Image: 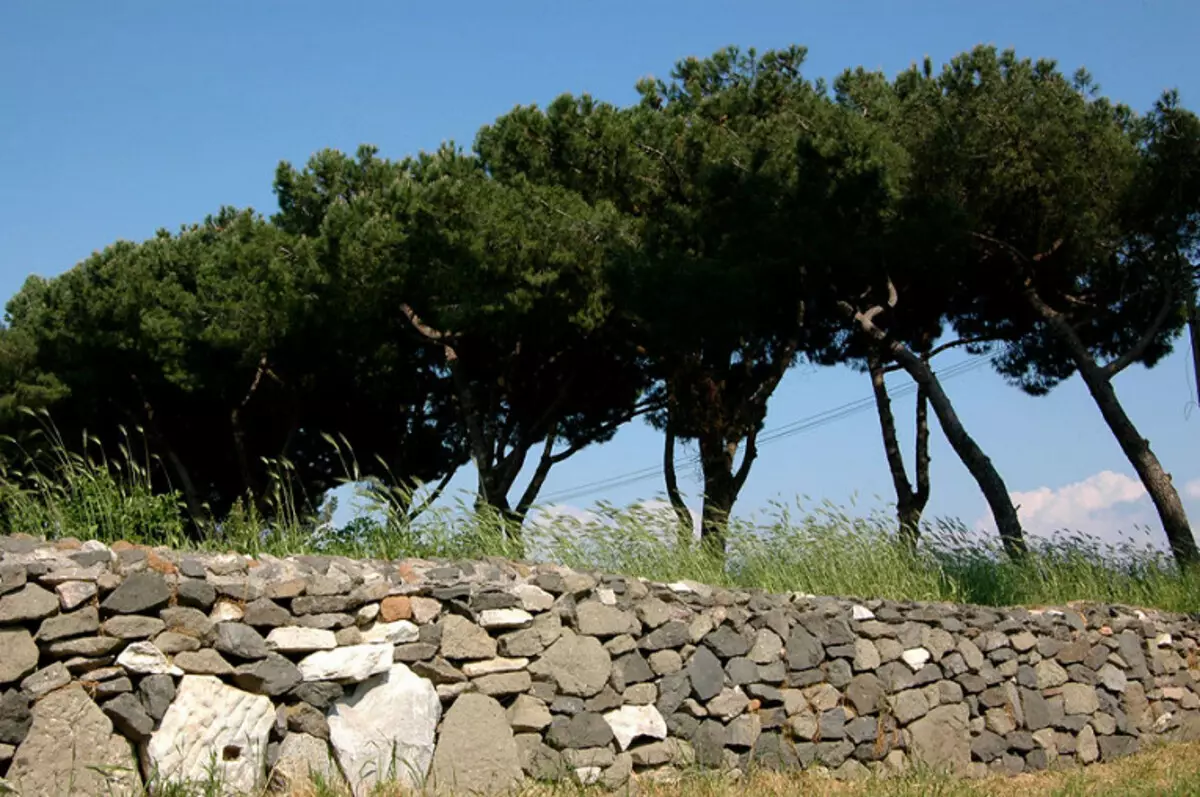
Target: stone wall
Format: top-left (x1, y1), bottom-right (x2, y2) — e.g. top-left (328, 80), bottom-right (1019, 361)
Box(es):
top-left (0, 535), bottom-right (1197, 796)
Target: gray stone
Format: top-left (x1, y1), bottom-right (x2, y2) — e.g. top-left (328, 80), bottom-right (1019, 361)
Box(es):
top-left (213, 621), bottom-right (270, 660)
top-left (7, 684), bottom-right (138, 796)
top-left (687, 646), bottom-right (725, 701)
top-left (786, 626), bottom-right (824, 670)
top-left (576, 602), bottom-right (637, 637)
top-left (21, 661), bottom-right (71, 698)
top-left (473, 671), bottom-right (532, 697)
top-left (139, 674), bottom-right (175, 721)
top-left (547, 712), bottom-right (614, 749)
top-left (639, 620), bottom-right (690, 651)
top-left (0, 690), bottom-right (32, 745)
top-left (100, 571), bottom-right (171, 613)
top-left (46, 635), bottom-right (123, 658)
top-left (845, 673), bottom-right (885, 715)
top-left (412, 657), bottom-right (466, 684)
top-left (707, 686), bottom-right (750, 721)
top-left (704, 626), bottom-right (752, 658)
top-left (649, 649), bottom-right (683, 674)
top-left (1098, 734), bottom-right (1139, 761)
top-left (175, 648), bottom-right (235, 675)
top-left (272, 733), bottom-right (344, 792)
top-left (0, 584), bottom-right (59, 623)
top-left (0, 630), bottom-right (39, 685)
top-left (176, 578), bottom-right (217, 609)
top-left (691, 719), bottom-right (727, 768)
top-left (429, 693), bottom-right (523, 795)
top-left (1098, 663), bottom-right (1127, 693)
top-left (234, 652), bottom-right (303, 696)
top-left (907, 703), bottom-right (970, 773)
top-left (441, 614), bottom-right (498, 660)
top-left (508, 694), bottom-right (553, 732)
top-left (243, 597), bottom-right (292, 627)
top-left (613, 651), bottom-right (654, 686)
top-left (102, 692), bottom-right (154, 741)
top-left (891, 689), bottom-right (930, 724)
top-left (0, 563), bottom-right (27, 595)
top-left (527, 630), bottom-right (611, 697)
top-left (36, 606), bottom-right (99, 641)
top-left (153, 630), bottom-right (201, 654)
top-left (749, 628), bottom-right (784, 663)
top-left (1061, 683), bottom-right (1100, 715)
top-left (289, 681), bottom-right (344, 711)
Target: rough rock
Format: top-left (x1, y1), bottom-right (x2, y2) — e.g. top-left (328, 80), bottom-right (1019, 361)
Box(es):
top-left (546, 712), bottom-right (614, 749)
top-left (117, 640), bottom-right (183, 675)
top-left (147, 675), bottom-right (276, 794)
top-left (101, 692), bottom-right (154, 741)
top-left (907, 703), bottom-right (970, 772)
top-left (0, 584), bottom-right (59, 623)
top-left (100, 571), bottom-right (171, 614)
top-left (328, 663), bottom-right (441, 796)
top-left (429, 693), bottom-right (523, 795)
top-left (687, 646), bottom-right (725, 701)
top-left (298, 644), bottom-right (393, 683)
top-left (213, 622), bottom-right (270, 660)
top-left (271, 732), bottom-right (345, 791)
top-left (0, 629), bottom-right (39, 685)
top-left (7, 685), bottom-right (139, 796)
top-left (104, 614), bottom-right (167, 639)
top-left (266, 626), bottom-right (338, 653)
top-left (576, 602), bottom-right (638, 637)
top-left (233, 653), bottom-right (303, 696)
top-left (36, 606), bottom-right (99, 641)
top-left (21, 661), bottom-right (72, 697)
top-left (604, 703), bottom-right (667, 750)
top-left (441, 614), bottom-right (498, 660)
top-left (528, 630), bottom-right (612, 697)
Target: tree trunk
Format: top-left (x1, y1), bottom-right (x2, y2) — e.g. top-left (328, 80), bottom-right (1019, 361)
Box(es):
top-left (1189, 291), bottom-right (1200, 414)
top-left (663, 424), bottom-right (695, 548)
top-left (695, 426), bottom-right (757, 557)
top-left (867, 349), bottom-right (928, 552)
top-left (1075, 363), bottom-right (1199, 566)
top-left (1022, 286), bottom-right (1198, 567)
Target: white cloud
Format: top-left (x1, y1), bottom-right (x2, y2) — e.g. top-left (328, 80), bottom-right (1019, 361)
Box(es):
top-left (1184, 478), bottom-right (1200, 500)
top-left (975, 470), bottom-right (1161, 546)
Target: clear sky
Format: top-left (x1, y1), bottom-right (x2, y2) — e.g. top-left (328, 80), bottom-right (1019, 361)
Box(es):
top-left (3, 1), bottom-right (1199, 548)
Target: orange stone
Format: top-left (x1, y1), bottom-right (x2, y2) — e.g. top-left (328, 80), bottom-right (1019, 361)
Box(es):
top-left (146, 550), bottom-right (178, 575)
top-left (380, 596), bottom-right (412, 622)
top-left (747, 699), bottom-right (762, 712)
top-left (397, 561), bottom-right (417, 583)
top-left (111, 540), bottom-right (137, 552)
top-left (53, 538), bottom-right (82, 551)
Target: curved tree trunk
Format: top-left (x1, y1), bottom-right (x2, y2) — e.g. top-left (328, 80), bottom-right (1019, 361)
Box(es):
top-left (1023, 286), bottom-right (1198, 568)
top-left (696, 425), bottom-right (758, 557)
top-left (844, 304), bottom-right (1027, 558)
top-left (663, 423), bottom-right (695, 548)
top-left (867, 348), bottom-right (931, 553)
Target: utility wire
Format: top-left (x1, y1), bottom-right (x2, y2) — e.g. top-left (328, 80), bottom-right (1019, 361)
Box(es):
top-left (538, 355), bottom-right (990, 504)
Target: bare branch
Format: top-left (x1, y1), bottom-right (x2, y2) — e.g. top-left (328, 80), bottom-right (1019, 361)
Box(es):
top-left (1100, 284), bottom-right (1178, 379)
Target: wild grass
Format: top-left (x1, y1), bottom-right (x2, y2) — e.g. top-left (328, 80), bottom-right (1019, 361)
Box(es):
top-left (1, 416), bottom-right (1197, 614)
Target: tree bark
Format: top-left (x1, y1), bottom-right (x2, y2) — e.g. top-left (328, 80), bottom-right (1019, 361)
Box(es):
top-left (1022, 286), bottom-right (1198, 567)
top-left (695, 425), bottom-right (758, 557)
top-left (867, 348), bottom-right (930, 552)
top-left (1189, 288), bottom-right (1200, 415)
top-left (843, 302), bottom-right (1027, 558)
top-left (663, 423), bottom-right (694, 548)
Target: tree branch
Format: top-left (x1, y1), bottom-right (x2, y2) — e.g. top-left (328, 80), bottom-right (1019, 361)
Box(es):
top-left (731, 424), bottom-right (759, 495)
top-left (1099, 284), bottom-right (1178, 379)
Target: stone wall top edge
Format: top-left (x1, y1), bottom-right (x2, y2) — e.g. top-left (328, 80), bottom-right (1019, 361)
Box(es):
top-left (1, 534), bottom-right (1196, 628)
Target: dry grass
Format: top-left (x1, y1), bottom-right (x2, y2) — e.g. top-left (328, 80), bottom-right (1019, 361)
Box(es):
top-left (280, 742), bottom-right (1200, 797)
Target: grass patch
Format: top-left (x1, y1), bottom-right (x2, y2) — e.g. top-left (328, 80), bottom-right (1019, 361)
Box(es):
top-left (1, 420), bottom-right (1198, 613)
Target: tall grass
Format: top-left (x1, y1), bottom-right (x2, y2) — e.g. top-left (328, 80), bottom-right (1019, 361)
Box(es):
top-left (1, 419), bottom-right (1197, 613)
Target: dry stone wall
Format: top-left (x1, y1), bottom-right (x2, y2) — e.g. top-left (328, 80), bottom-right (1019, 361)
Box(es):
top-left (0, 535), bottom-right (1198, 795)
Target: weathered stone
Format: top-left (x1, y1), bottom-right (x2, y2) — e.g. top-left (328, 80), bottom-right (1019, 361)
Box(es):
top-left (0, 584), bottom-right (59, 623)
top-left (687, 645), bottom-right (725, 701)
top-left (429, 693), bottom-right (523, 795)
top-left (100, 571), bottom-right (171, 613)
top-left (176, 578), bottom-right (217, 609)
top-left (528, 629), bottom-right (611, 697)
top-left (102, 692), bottom-right (154, 741)
top-left (473, 671), bottom-right (532, 697)
top-left (576, 602), bottom-right (637, 637)
top-left (786, 626), bottom-right (824, 670)
top-left (175, 648), bottom-right (236, 675)
top-left (691, 719), bottom-right (727, 767)
top-left (907, 703), bottom-right (970, 772)
top-left (36, 606), bottom-right (99, 642)
top-left (462, 656), bottom-right (529, 677)
top-left (604, 703), bottom-right (667, 750)
top-left (298, 644), bottom-right (393, 683)
top-left (508, 694), bottom-right (553, 731)
top-left (21, 661), bottom-right (71, 697)
top-left (272, 733), bottom-right (344, 792)
top-left (1097, 663), bottom-right (1127, 693)
top-left (139, 673), bottom-right (175, 721)
top-left (649, 649), bottom-right (683, 675)
top-left (1036, 659), bottom-right (1070, 689)
top-left (547, 713), bottom-right (616, 757)
top-left (266, 626), bottom-right (338, 653)
top-left (153, 630), bottom-right (202, 654)
top-left (891, 689), bottom-right (930, 724)
top-left (160, 606), bottom-right (212, 637)
top-left (845, 673), bottom-right (885, 716)
top-left (54, 580), bottom-right (97, 611)
top-left (147, 675), bottom-right (275, 794)
top-left (234, 652), bottom-right (303, 696)
top-left (7, 685), bottom-right (138, 796)
top-left (328, 663), bottom-right (440, 796)
top-left (441, 614), bottom-right (498, 660)
top-left (242, 597), bottom-right (291, 627)
top-left (289, 681), bottom-right (345, 711)
top-left (0, 630), bottom-right (39, 685)
top-left (704, 626), bottom-right (753, 658)
top-left (360, 619), bottom-right (420, 645)
top-left (639, 620), bottom-right (690, 651)
top-left (212, 622), bottom-right (269, 660)
top-left (1062, 683), bottom-right (1100, 715)
top-left (478, 608), bottom-right (534, 629)
top-left (0, 690), bottom-right (32, 745)
top-left (512, 584), bottom-right (555, 612)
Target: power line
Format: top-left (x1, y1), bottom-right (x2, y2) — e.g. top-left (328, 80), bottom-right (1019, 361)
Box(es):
top-left (538, 355), bottom-right (990, 504)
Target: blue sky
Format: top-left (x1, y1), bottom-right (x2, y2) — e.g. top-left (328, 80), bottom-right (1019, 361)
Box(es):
top-left (2, 1), bottom-right (1199, 547)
